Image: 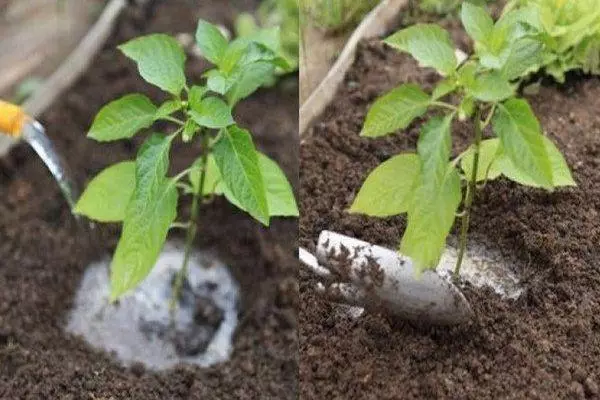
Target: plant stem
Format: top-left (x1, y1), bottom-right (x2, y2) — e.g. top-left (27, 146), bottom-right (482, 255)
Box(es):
top-left (169, 131), bottom-right (209, 314)
top-left (454, 106), bottom-right (483, 278)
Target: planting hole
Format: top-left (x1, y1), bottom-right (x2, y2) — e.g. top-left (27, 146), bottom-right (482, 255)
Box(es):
top-left (66, 242), bottom-right (239, 370)
top-left (438, 245), bottom-right (523, 300)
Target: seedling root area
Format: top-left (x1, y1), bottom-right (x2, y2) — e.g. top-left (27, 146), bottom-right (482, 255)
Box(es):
top-left (67, 242), bottom-right (239, 370)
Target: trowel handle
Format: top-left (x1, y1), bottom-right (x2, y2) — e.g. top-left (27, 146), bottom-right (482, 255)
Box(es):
top-left (0, 100), bottom-right (27, 138)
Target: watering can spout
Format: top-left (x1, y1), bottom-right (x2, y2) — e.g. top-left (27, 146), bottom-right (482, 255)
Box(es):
top-left (0, 100), bottom-right (79, 212)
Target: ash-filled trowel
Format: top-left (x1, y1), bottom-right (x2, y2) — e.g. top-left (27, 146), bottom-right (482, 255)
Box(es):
top-left (0, 100), bottom-right (79, 211)
top-left (299, 231), bottom-right (473, 325)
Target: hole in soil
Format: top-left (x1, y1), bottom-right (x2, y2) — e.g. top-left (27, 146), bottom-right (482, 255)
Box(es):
top-left (438, 245), bottom-right (523, 300)
top-left (65, 242), bottom-right (239, 370)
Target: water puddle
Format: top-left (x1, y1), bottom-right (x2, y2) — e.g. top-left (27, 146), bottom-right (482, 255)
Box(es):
top-left (66, 242), bottom-right (239, 370)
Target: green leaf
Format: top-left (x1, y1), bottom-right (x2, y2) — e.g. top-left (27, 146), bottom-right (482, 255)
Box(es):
top-left (361, 84), bottom-right (430, 137)
top-left (544, 138), bottom-right (576, 187)
top-left (460, 138), bottom-right (502, 182)
top-left (110, 134), bottom-right (178, 299)
top-left (237, 41), bottom-right (286, 68)
top-left (88, 94), bottom-right (157, 142)
top-left (432, 78), bottom-right (457, 100)
top-left (213, 126), bottom-right (269, 225)
top-left (220, 30), bottom-right (281, 73)
top-left (497, 136), bottom-right (576, 188)
top-left (461, 2), bottom-right (494, 44)
top-left (417, 114), bottom-right (454, 188)
top-left (196, 19), bottom-right (229, 65)
top-left (226, 61), bottom-right (275, 106)
top-left (493, 99), bottom-right (553, 189)
top-left (209, 29), bottom-right (283, 105)
top-left (477, 26), bottom-right (512, 71)
top-left (193, 153), bottom-right (298, 217)
top-left (119, 34), bottom-right (186, 95)
top-left (256, 153), bottom-right (298, 217)
top-left (349, 154), bottom-right (421, 217)
top-left (401, 167), bottom-right (462, 272)
top-left (400, 115), bottom-right (457, 271)
top-left (385, 24), bottom-right (457, 76)
top-left (468, 72), bottom-right (515, 102)
top-left (188, 85), bottom-right (208, 110)
top-left (189, 97), bottom-right (234, 129)
top-left (74, 161), bottom-right (135, 222)
top-left (457, 62), bottom-right (477, 87)
top-left (155, 99), bottom-right (182, 120)
top-left (205, 70), bottom-right (233, 95)
top-left (500, 38), bottom-right (544, 80)
top-left (478, 47), bottom-right (511, 71)
top-left (244, 27), bottom-right (282, 54)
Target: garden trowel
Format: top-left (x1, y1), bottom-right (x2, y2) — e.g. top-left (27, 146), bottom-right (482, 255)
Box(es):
top-left (299, 231), bottom-right (473, 325)
top-left (0, 99), bottom-right (79, 210)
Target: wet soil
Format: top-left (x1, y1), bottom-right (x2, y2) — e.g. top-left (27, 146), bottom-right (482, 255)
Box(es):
top-left (0, 1), bottom-right (298, 399)
top-left (300, 31), bottom-right (600, 400)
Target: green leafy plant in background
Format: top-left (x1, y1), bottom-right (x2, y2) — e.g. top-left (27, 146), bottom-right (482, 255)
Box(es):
top-left (503, 0), bottom-right (600, 82)
top-left (417, 0), bottom-right (462, 15)
top-left (75, 19), bottom-right (298, 303)
top-left (301, 0), bottom-right (380, 33)
top-left (236, 0), bottom-right (300, 73)
top-left (417, 0), bottom-right (484, 15)
top-left (350, 3), bottom-right (575, 276)
top-left (409, 0), bottom-right (492, 18)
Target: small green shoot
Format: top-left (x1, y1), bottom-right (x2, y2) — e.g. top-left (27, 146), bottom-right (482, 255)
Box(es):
top-left (75, 20), bottom-right (298, 304)
top-left (350, 3), bottom-right (575, 276)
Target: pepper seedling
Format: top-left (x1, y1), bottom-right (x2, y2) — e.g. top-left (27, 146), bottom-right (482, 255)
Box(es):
top-left (350, 3), bottom-right (576, 277)
top-left (75, 19), bottom-right (298, 303)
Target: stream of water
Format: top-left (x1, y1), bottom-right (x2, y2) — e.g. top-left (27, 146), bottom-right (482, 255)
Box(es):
top-left (21, 120), bottom-right (79, 210)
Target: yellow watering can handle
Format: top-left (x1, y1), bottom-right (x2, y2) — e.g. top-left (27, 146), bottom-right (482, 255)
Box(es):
top-left (0, 100), bottom-right (27, 138)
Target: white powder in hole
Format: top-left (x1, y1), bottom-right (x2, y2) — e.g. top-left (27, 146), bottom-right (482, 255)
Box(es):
top-left (66, 242), bottom-right (239, 371)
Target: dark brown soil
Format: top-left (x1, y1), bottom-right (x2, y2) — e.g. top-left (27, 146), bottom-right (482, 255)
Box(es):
top-left (299, 34), bottom-right (600, 400)
top-left (0, 1), bottom-right (298, 399)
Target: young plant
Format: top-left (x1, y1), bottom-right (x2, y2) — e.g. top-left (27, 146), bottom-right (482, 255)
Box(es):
top-left (350, 3), bottom-right (575, 276)
top-left (503, 0), bottom-right (600, 82)
top-left (74, 19), bottom-right (298, 302)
